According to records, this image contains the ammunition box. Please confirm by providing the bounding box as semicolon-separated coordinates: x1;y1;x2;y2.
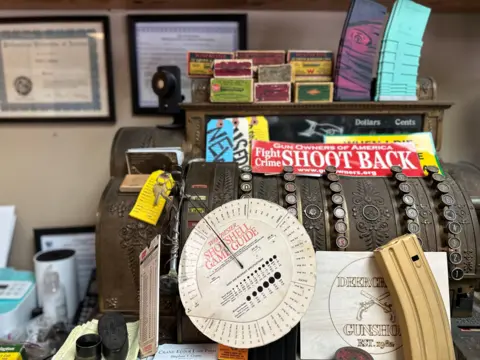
187;51;234;77
288;50;333;80
0;345;27;360
210;78;253;103
293;75;332;82
287;50;333;62
254;83;291;103
294;82;333;103
291;60;333;78
213;59;253;78
235;50;286;67
257;64;293;83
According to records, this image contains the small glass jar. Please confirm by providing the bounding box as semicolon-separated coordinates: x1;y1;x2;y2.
191;78;210;103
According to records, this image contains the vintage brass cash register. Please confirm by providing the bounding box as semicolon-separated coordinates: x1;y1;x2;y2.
95;101;480;358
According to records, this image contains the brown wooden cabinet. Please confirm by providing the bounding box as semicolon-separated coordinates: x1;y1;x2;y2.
1;0;480;12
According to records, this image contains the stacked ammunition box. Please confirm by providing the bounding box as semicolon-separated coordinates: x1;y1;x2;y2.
210;59;254;103
187;49;335;104
187;51;234;103
237;51;291;104
287;50;334;103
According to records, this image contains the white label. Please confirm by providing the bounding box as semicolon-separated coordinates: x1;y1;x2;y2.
153;344;217;360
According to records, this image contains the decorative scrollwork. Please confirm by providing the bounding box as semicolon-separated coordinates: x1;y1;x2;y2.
451;204;471;225
463;249;475;273
212;166;235;210
106;297;118;309
140;134;155;148
109;200;133;217
300;178;326;250
256;177;278;204
351;179;390;250
418;204;433;225
119;222;159;294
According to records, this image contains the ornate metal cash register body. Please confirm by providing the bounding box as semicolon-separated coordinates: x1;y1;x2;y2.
96;102;480;357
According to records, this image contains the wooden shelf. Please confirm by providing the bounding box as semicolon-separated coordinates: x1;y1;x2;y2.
0;0;479;12
181;101;453;156
181;101;454;114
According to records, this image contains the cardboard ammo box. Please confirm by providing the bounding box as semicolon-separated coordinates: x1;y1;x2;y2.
254;83;291;103
210;78;253;103
235;50;286;67
294;82;333;103
287;50;333;62
213;59;253;78
288;50;333;81
0;345;28;360
258;64;293;83
293;75;332;82
187;51;234;77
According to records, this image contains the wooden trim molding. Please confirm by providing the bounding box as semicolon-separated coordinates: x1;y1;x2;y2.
0;0;479;12
0;0;480;13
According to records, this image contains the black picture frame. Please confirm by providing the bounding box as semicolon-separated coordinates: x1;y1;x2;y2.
0;16;115;123
128;14;247;116
34;225;96;253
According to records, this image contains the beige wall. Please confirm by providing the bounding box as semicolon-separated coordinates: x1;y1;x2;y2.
1;10;479;270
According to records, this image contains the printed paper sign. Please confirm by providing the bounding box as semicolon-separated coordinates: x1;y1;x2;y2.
300;252;450;360
324;132;442;175
153;344;218;359
250;140;423;177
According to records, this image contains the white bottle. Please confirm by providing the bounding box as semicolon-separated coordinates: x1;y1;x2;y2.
42;267;68;325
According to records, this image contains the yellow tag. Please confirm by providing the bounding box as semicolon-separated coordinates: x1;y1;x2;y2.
218;344;248;360
324;132;442;175
129;170;174;225
247;116;269;142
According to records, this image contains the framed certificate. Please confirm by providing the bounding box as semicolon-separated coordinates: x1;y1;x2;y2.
0;16;115;123
128;14;247;115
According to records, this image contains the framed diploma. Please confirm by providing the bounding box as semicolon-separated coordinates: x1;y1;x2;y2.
0;16;115;123
128;14;247;115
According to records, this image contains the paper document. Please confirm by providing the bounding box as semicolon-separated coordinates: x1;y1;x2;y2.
0;206;16;267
